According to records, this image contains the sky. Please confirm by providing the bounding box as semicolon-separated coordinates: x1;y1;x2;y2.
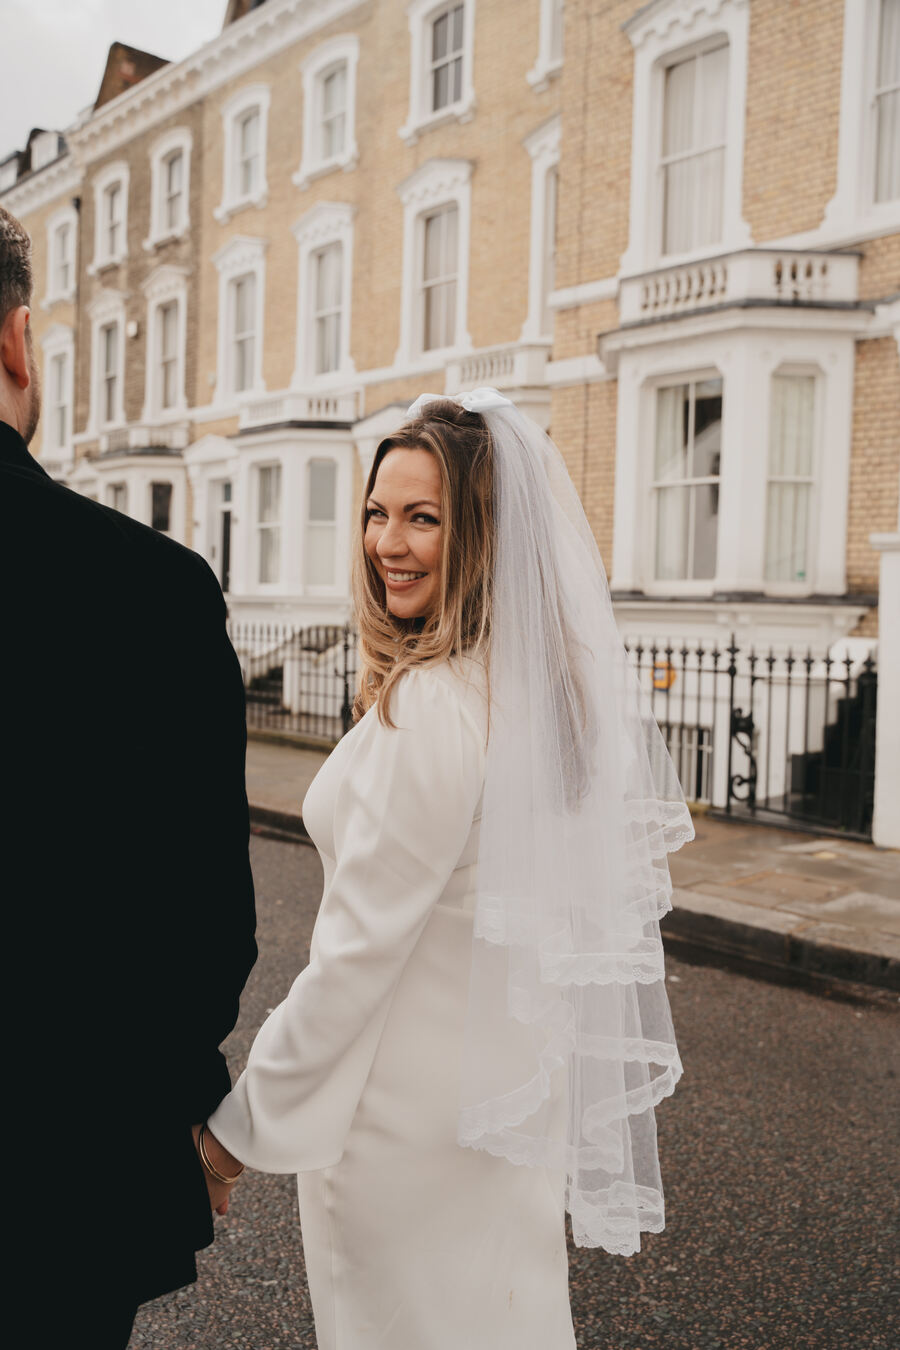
1;0;228;158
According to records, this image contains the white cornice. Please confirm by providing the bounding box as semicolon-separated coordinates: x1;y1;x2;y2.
0;156;82;218
68;0;368;166
624;0;747;48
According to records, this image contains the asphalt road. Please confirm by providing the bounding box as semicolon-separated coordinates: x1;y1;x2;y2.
130;834;899;1350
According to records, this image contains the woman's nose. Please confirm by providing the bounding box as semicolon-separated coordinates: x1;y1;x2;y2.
377;520;407;557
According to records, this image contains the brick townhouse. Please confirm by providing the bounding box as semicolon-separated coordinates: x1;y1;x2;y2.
2;0;898;842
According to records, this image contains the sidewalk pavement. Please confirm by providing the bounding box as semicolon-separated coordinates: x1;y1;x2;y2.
246;733;900;997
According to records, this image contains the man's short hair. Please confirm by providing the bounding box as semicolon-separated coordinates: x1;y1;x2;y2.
0;204;34;327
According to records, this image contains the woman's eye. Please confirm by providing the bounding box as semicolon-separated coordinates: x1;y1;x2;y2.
365;507;386;521
413;513;439;525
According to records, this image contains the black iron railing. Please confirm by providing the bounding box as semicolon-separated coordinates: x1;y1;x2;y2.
230;622;878;838
228;622;358;744
624;634;878;840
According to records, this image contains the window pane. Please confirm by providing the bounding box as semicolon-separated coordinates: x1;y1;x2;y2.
258;464;281;523
654;384;689;481
879;0;900;85
451;2;464;49
306;525;336;586
108;483;127;512
663;56;696;157
323;65;346;117
51;353;67;449
259;526;280;584
692;378;723;477
239;110;259;195
433;61;450;111
765;483;810;583
769;375;815;477
654;380;721;580
151;482;173;532
315;243;342;310
308;459;336;522
433;10;449;61
699;44;729;145
655;486;689;580
233;275;256;392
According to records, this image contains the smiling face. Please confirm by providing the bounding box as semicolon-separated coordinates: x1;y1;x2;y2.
364;446;443;620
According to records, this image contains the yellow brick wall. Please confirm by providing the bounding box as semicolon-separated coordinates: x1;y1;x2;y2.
743;0;844;242
197;0;555;398
847;338;900;595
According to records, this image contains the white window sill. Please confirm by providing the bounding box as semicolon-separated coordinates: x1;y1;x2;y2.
40;288;76;310
87;255;127;277
214;188;269;224
143;225;190;252
399;96;476;146
526;57;562;93
293;146;359;190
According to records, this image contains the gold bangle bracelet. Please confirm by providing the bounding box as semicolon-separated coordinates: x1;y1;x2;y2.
198;1123;244;1185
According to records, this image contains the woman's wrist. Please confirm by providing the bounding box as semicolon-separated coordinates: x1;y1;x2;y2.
198;1123;245;1183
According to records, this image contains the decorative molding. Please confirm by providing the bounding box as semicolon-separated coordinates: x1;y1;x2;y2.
549;275;619;310
395;157;474;365
88;160;130;274
67;0;369;167
291;202;357;386
620;0;753;276
399;0;478;146
214;83;271;223
144;126;193;249
521;115;561;342
294;34;360;189
526;0;564;92
0;155;82;218
823;0;900;240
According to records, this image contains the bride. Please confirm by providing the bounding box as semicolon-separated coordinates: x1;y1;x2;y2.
202;389;693;1348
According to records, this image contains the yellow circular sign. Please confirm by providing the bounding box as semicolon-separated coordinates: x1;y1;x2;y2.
652;660;677;691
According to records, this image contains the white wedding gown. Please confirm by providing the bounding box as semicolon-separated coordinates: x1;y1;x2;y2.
209;660;576;1349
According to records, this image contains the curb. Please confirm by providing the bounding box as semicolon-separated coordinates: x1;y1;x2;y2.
249;803;310;844
249;801;900;999
664;888;900;997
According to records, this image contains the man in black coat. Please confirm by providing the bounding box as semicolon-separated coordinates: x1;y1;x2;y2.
1;207;257;1344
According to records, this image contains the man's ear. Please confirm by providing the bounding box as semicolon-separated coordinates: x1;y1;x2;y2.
0;306;32;390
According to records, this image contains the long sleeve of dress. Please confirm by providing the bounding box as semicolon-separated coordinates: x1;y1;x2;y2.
208;667;486;1173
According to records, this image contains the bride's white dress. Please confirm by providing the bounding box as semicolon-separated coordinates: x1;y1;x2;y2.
209;660;576;1349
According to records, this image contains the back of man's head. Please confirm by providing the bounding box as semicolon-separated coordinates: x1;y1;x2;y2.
0;204;33;324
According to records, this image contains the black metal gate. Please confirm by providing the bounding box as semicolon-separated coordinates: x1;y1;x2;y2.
228;622;357;743
624;634;878;840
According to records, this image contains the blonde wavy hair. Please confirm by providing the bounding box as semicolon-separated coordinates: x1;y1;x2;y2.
352;399;494;724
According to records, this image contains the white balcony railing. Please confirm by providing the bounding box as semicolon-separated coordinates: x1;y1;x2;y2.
239;391;360;430
445;340;551;393
619;249;860;325
98;422;189;454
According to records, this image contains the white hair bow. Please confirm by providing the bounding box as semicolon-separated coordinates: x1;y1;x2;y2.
406;387;514;418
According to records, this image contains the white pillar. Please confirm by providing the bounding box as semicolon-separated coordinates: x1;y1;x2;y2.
871;520;900;849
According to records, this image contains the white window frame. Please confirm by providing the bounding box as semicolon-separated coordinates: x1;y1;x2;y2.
214;84;271;223
212;235;267;404
762;366;822;593
399;0;477;145
395;157;473;366
649;373;724;585
87;288;127;432
527;0;565;92
824;0;900;239
610;329;855;600
89;161;130;272
291;201;356;386
294;35;360;189
254;461;283;589
145;127;192;248
43;204;78;306
620;0;751;276
521;116;560;340
39;323;75;462
142;265;189;421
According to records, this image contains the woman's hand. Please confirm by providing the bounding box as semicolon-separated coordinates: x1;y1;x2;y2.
191;1123;242;1215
